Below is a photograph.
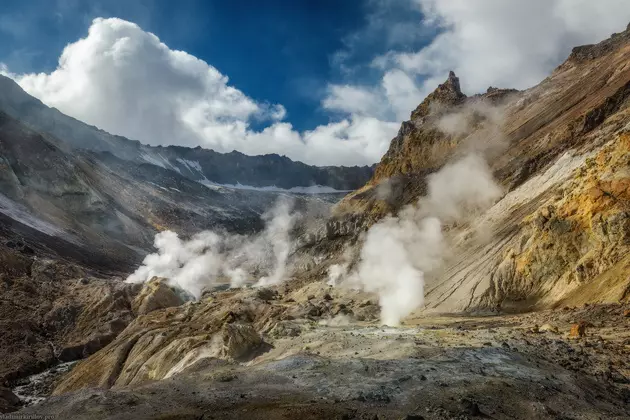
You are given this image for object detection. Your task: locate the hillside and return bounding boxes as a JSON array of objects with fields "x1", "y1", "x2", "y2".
[
  {"x1": 331, "y1": 24, "x2": 630, "y2": 313},
  {"x1": 0, "y1": 110, "x2": 339, "y2": 269}
]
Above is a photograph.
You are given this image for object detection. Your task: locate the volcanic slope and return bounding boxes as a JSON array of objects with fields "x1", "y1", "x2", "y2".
[{"x1": 9, "y1": 21, "x2": 630, "y2": 420}]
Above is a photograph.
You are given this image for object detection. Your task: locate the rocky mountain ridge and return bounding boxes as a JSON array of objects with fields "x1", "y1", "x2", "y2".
[
  {"x1": 0, "y1": 74, "x2": 373, "y2": 191},
  {"x1": 0, "y1": 109, "x2": 337, "y2": 269},
  {"x1": 324, "y1": 21, "x2": 630, "y2": 316}
]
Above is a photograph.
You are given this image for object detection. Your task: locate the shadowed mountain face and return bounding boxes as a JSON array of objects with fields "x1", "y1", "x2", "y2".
[
  {"x1": 0, "y1": 108, "x2": 339, "y2": 270},
  {"x1": 0, "y1": 73, "x2": 367, "y2": 270},
  {"x1": 0, "y1": 75, "x2": 373, "y2": 191}
]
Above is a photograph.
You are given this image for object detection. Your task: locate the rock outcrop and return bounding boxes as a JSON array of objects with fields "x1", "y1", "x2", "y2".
[
  {"x1": 0, "y1": 387, "x2": 20, "y2": 413},
  {"x1": 52, "y1": 289, "x2": 272, "y2": 394},
  {"x1": 130, "y1": 277, "x2": 185, "y2": 316},
  {"x1": 410, "y1": 71, "x2": 467, "y2": 121},
  {"x1": 334, "y1": 71, "x2": 517, "y2": 223},
  {"x1": 51, "y1": 281, "x2": 382, "y2": 395},
  {"x1": 0, "y1": 244, "x2": 140, "y2": 384}
]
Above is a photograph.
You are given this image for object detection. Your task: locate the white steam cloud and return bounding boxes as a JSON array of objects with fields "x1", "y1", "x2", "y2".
[
  {"x1": 250, "y1": 200, "x2": 295, "y2": 287},
  {"x1": 126, "y1": 199, "x2": 298, "y2": 297},
  {"x1": 354, "y1": 155, "x2": 501, "y2": 325},
  {"x1": 333, "y1": 103, "x2": 504, "y2": 326}
]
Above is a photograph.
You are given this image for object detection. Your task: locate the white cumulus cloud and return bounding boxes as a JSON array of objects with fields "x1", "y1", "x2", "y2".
[
  {"x1": 2, "y1": 17, "x2": 397, "y2": 167},
  {"x1": 4, "y1": 3, "x2": 630, "y2": 167}
]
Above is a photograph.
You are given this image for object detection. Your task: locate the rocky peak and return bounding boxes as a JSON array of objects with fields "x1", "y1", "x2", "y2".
[
  {"x1": 410, "y1": 71, "x2": 467, "y2": 120},
  {"x1": 446, "y1": 70, "x2": 462, "y2": 91},
  {"x1": 474, "y1": 86, "x2": 519, "y2": 104},
  {"x1": 558, "y1": 21, "x2": 630, "y2": 69}
]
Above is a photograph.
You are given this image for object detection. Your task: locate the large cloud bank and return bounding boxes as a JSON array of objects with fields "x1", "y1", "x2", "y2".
[
  {"x1": 3, "y1": 2, "x2": 630, "y2": 165},
  {"x1": 2, "y1": 18, "x2": 397, "y2": 166}
]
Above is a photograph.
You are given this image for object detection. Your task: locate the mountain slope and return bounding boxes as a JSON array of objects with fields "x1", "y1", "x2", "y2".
[
  {"x1": 0, "y1": 110, "x2": 335, "y2": 269},
  {"x1": 331, "y1": 25, "x2": 630, "y2": 314},
  {"x1": 0, "y1": 75, "x2": 372, "y2": 190}
]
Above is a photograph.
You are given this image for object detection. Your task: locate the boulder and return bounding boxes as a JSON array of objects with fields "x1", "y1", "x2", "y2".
[
  {"x1": 354, "y1": 302, "x2": 380, "y2": 322},
  {"x1": 131, "y1": 277, "x2": 185, "y2": 316},
  {"x1": 569, "y1": 321, "x2": 587, "y2": 338},
  {"x1": 256, "y1": 288, "x2": 277, "y2": 302},
  {"x1": 268, "y1": 321, "x2": 302, "y2": 338},
  {"x1": 539, "y1": 324, "x2": 559, "y2": 334},
  {"x1": 221, "y1": 323, "x2": 263, "y2": 361},
  {"x1": 0, "y1": 387, "x2": 20, "y2": 413}
]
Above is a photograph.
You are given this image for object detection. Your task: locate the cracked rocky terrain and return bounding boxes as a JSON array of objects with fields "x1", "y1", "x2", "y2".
[
  {"x1": 3, "y1": 20, "x2": 630, "y2": 420},
  {"x1": 13, "y1": 295, "x2": 630, "y2": 419}
]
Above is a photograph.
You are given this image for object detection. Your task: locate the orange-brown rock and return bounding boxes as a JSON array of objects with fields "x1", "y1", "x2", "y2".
[
  {"x1": 131, "y1": 277, "x2": 184, "y2": 315},
  {"x1": 332, "y1": 20, "x2": 630, "y2": 317},
  {"x1": 569, "y1": 321, "x2": 587, "y2": 338}
]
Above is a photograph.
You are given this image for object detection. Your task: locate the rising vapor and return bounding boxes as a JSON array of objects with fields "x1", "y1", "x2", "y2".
[
  {"x1": 331, "y1": 103, "x2": 505, "y2": 325},
  {"x1": 126, "y1": 199, "x2": 298, "y2": 297}
]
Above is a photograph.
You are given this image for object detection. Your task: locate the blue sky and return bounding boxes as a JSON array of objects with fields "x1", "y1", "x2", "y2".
[
  {"x1": 0, "y1": 0, "x2": 430, "y2": 132},
  {"x1": 1, "y1": 1, "x2": 629, "y2": 166}
]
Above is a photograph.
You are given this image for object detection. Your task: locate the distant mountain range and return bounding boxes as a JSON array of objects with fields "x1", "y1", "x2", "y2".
[
  {"x1": 0, "y1": 75, "x2": 373, "y2": 191},
  {"x1": 0, "y1": 75, "x2": 367, "y2": 269}
]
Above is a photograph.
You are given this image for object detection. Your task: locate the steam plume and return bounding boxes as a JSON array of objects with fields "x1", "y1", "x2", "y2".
[
  {"x1": 333, "y1": 103, "x2": 504, "y2": 325},
  {"x1": 126, "y1": 199, "x2": 298, "y2": 297}
]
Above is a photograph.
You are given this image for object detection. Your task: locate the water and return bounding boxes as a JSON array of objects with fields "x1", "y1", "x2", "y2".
[{"x1": 11, "y1": 361, "x2": 78, "y2": 406}]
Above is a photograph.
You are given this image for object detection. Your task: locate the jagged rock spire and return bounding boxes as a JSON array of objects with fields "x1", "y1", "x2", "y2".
[{"x1": 410, "y1": 71, "x2": 466, "y2": 120}]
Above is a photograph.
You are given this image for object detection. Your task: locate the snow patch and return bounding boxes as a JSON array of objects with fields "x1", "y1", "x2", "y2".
[
  {"x1": 176, "y1": 158, "x2": 205, "y2": 175},
  {"x1": 141, "y1": 153, "x2": 167, "y2": 169},
  {"x1": 141, "y1": 152, "x2": 181, "y2": 173},
  {"x1": 199, "y1": 181, "x2": 350, "y2": 194}
]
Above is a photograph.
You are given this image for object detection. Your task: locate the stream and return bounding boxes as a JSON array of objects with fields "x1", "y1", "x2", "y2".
[{"x1": 11, "y1": 361, "x2": 78, "y2": 406}]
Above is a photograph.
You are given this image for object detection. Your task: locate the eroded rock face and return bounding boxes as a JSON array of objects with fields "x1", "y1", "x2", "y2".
[
  {"x1": 0, "y1": 247, "x2": 140, "y2": 383},
  {"x1": 334, "y1": 71, "x2": 515, "y2": 222},
  {"x1": 51, "y1": 281, "x2": 383, "y2": 395},
  {"x1": 52, "y1": 290, "x2": 274, "y2": 394},
  {"x1": 334, "y1": 23, "x2": 630, "y2": 314},
  {"x1": 131, "y1": 277, "x2": 185, "y2": 315},
  {"x1": 480, "y1": 133, "x2": 630, "y2": 310}
]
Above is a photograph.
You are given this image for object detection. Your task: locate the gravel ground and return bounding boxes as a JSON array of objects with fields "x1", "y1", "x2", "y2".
[{"x1": 16, "y1": 303, "x2": 630, "y2": 420}]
